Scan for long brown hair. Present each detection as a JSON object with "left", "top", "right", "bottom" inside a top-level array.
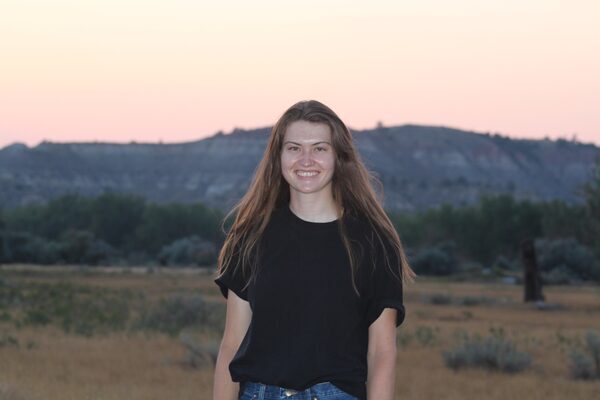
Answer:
[{"left": 215, "top": 100, "right": 416, "bottom": 297}]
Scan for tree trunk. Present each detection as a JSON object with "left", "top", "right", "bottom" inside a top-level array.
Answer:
[{"left": 521, "top": 238, "right": 544, "bottom": 302}]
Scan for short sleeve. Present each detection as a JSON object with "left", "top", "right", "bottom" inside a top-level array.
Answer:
[
  {"left": 214, "top": 259, "right": 250, "bottom": 301},
  {"left": 365, "top": 240, "right": 406, "bottom": 328}
]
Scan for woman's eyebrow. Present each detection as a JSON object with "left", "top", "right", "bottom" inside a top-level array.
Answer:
[{"left": 283, "top": 141, "right": 332, "bottom": 146}]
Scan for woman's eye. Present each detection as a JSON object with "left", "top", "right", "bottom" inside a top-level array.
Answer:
[
  {"left": 288, "top": 146, "right": 300, "bottom": 151},
  {"left": 315, "top": 147, "right": 327, "bottom": 152}
]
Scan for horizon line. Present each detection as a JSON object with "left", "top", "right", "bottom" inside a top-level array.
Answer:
[{"left": 1, "top": 122, "right": 596, "bottom": 150}]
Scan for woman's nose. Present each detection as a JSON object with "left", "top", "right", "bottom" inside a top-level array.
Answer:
[{"left": 299, "top": 150, "right": 314, "bottom": 166}]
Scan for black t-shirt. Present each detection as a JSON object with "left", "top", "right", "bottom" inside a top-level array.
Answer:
[{"left": 214, "top": 205, "right": 405, "bottom": 400}]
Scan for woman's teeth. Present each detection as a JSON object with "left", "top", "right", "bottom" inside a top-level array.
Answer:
[{"left": 296, "top": 171, "right": 319, "bottom": 177}]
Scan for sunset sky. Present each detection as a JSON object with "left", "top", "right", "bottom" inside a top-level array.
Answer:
[{"left": 0, "top": 0, "right": 598, "bottom": 149}]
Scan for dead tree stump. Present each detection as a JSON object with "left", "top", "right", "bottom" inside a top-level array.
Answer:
[{"left": 521, "top": 238, "right": 544, "bottom": 302}]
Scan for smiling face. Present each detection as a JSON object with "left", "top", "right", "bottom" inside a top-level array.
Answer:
[{"left": 280, "top": 120, "right": 336, "bottom": 202}]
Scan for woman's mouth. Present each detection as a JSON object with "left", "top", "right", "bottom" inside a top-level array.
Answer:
[{"left": 295, "top": 170, "right": 319, "bottom": 177}]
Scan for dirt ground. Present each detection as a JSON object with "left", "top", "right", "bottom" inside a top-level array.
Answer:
[{"left": 1, "top": 265, "right": 599, "bottom": 400}]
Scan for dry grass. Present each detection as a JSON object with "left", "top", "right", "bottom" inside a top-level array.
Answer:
[{"left": 1, "top": 266, "right": 599, "bottom": 399}]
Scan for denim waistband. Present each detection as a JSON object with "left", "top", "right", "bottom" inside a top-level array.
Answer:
[{"left": 241, "top": 380, "right": 352, "bottom": 399}]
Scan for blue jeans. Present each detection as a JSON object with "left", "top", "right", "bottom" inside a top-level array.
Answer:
[{"left": 239, "top": 381, "right": 359, "bottom": 400}]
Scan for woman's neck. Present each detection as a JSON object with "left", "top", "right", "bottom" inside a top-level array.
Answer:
[{"left": 288, "top": 193, "right": 341, "bottom": 223}]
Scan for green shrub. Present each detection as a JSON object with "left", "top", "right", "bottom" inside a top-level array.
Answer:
[
  {"left": 426, "top": 294, "right": 499, "bottom": 306},
  {"left": 3, "top": 281, "right": 131, "bottom": 336},
  {"left": 492, "top": 255, "right": 518, "bottom": 271},
  {"left": 458, "top": 296, "right": 497, "bottom": 306},
  {"left": 179, "top": 334, "right": 220, "bottom": 368},
  {"left": 20, "top": 236, "right": 64, "bottom": 264},
  {"left": 0, "top": 228, "right": 118, "bottom": 265},
  {"left": 0, "top": 310, "right": 11, "bottom": 321},
  {"left": 158, "top": 235, "right": 217, "bottom": 267},
  {"left": 58, "top": 229, "right": 118, "bottom": 265},
  {"left": 414, "top": 326, "right": 438, "bottom": 347},
  {"left": 443, "top": 332, "right": 531, "bottom": 373},
  {"left": 428, "top": 293, "right": 452, "bottom": 305},
  {"left": 569, "top": 330, "right": 600, "bottom": 380},
  {"left": 24, "top": 309, "right": 51, "bottom": 326},
  {"left": 411, "top": 244, "right": 458, "bottom": 276},
  {"left": 543, "top": 265, "right": 580, "bottom": 285},
  {"left": 0, "top": 332, "right": 19, "bottom": 348},
  {"left": 536, "top": 238, "right": 600, "bottom": 283},
  {"left": 136, "top": 295, "right": 223, "bottom": 336},
  {"left": 397, "top": 331, "right": 413, "bottom": 348},
  {"left": 0, "top": 231, "right": 41, "bottom": 263},
  {"left": 59, "top": 292, "right": 131, "bottom": 336}
]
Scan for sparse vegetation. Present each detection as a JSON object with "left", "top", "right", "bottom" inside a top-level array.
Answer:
[
  {"left": 568, "top": 330, "right": 600, "bottom": 380},
  {"left": 536, "top": 237, "right": 600, "bottom": 283},
  {"left": 1, "top": 268, "right": 599, "bottom": 400},
  {"left": 0, "top": 280, "right": 132, "bottom": 336},
  {"left": 158, "top": 236, "right": 217, "bottom": 267},
  {"left": 428, "top": 293, "right": 452, "bottom": 305},
  {"left": 411, "top": 243, "right": 458, "bottom": 276},
  {"left": 425, "top": 293, "right": 504, "bottom": 306},
  {"left": 0, "top": 275, "right": 225, "bottom": 337},
  {"left": 135, "top": 295, "right": 223, "bottom": 337},
  {"left": 458, "top": 295, "right": 498, "bottom": 306},
  {"left": 414, "top": 325, "right": 439, "bottom": 347},
  {"left": 0, "top": 331, "right": 19, "bottom": 348},
  {"left": 443, "top": 330, "right": 532, "bottom": 373},
  {"left": 179, "top": 334, "right": 220, "bottom": 369}
]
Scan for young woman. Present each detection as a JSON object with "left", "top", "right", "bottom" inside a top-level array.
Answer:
[{"left": 213, "top": 100, "right": 415, "bottom": 400}]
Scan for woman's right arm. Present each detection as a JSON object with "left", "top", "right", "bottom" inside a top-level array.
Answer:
[{"left": 213, "top": 289, "right": 253, "bottom": 400}]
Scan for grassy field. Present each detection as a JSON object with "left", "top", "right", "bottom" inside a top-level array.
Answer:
[{"left": 1, "top": 264, "right": 599, "bottom": 400}]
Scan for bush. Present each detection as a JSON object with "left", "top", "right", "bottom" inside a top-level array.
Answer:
[
  {"left": 414, "top": 326, "right": 438, "bottom": 346},
  {"left": 58, "top": 229, "right": 119, "bottom": 265},
  {"left": 569, "top": 330, "right": 600, "bottom": 380},
  {"left": 458, "top": 296, "right": 497, "bottom": 306},
  {"left": 459, "top": 262, "right": 484, "bottom": 277},
  {"left": 492, "top": 255, "right": 518, "bottom": 272},
  {"left": 0, "top": 231, "right": 42, "bottom": 263},
  {"left": 0, "top": 332, "right": 19, "bottom": 348},
  {"left": 2, "top": 281, "right": 131, "bottom": 336},
  {"left": 536, "top": 238, "right": 600, "bottom": 283},
  {"left": 426, "top": 294, "right": 500, "bottom": 306},
  {"left": 428, "top": 293, "right": 452, "bottom": 305},
  {"left": 443, "top": 332, "right": 532, "bottom": 373},
  {"left": 122, "top": 250, "right": 154, "bottom": 266},
  {"left": 83, "top": 239, "right": 120, "bottom": 265},
  {"left": 59, "top": 291, "right": 131, "bottom": 336},
  {"left": 136, "top": 295, "right": 223, "bottom": 336},
  {"left": 179, "top": 334, "right": 220, "bottom": 369},
  {"left": 411, "top": 243, "right": 459, "bottom": 276},
  {"left": 543, "top": 265, "right": 580, "bottom": 285},
  {"left": 25, "top": 237, "right": 64, "bottom": 264},
  {"left": 158, "top": 235, "right": 217, "bottom": 267},
  {"left": 0, "top": 229, "right": 118, "bottom": 265}
]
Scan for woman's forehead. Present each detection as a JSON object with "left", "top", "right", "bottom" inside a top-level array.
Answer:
[{"left": 284, "top": 120, "right": 331, "bottom": 142}]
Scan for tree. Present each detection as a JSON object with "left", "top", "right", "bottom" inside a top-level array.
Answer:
[
  {"left": 90, "top": 192, "right": 146, "bottom": 249},
  {"left": 39, "top": 194, "right": 92, "bottom": 239},
  {"left": 132, "top": 202, "right": 222, "bottom": 256},
  {"left": 582, "top": 153, "right": 600, "bottom": 257}
]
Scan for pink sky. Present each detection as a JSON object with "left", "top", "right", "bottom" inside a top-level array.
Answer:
[{"left": 0, "top": 0, "right": 598, "bottom": 149}]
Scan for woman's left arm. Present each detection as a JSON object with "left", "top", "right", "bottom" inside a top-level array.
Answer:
[{"left": 366, "top": 308, "right": 398, "bottom": 400}]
